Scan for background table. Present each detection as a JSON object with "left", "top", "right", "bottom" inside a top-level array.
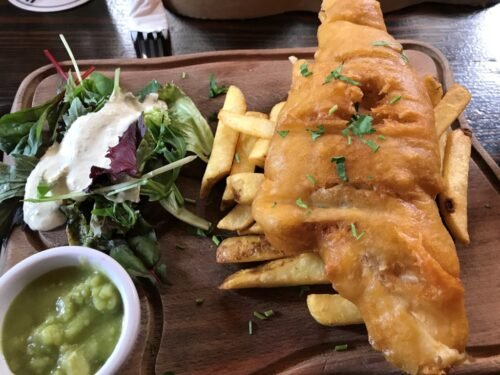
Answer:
[{"left": 0, "top": 0, "right": 498, "bottom": 163}]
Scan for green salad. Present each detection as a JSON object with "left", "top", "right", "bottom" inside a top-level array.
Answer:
[{"left": 0, "top": 37, "right": 214, "bottom": 282}]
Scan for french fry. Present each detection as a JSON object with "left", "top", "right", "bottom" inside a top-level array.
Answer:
[
  {"left": 269, "top": 102, "right": 286, "bottom": 122},
  {"left": 216, "top": 235, "right": 285, "bottom": 263},
  {"left": 439, "top": 129, "right": 472, "bottom": 244},
  {"left": 422, "top": 74, "right": 444, "bottom": 107},
  {"left": 219, "top": 252, "right": 329, "bottom": 289},
  {"left": 200, "top": 86, "right": 246, "bottom": 198},
  {"left": 227, "top": 173, "right": 265, "bottom": 204},
  {"left": 220, "top": 112, "right": 264, "bottom": 209},
  {"left": 218, "top": 110, "right": 276, "bottom": 139},
  {"left": 217, "top": 204, "right": 254, "bottom": 231},
  {"left": 238, "top": 222, "right": 263, "bottom": 235},
  {"left": 438, "top": 130, "right": 448, "bottom": 173},
  {"left": 307, "top": 294, "right": 363, "bottom": 326},
  {"left": 248, "top": 102, "right": 286, "bottom": 167},
  {"left": 248, "top": 139, "right": 270, "bottom": 168},
  {"left": 434, "top": 84, "right": 471, "bottom": 138},
  {"left": 245, "top": 111, "right": 268, "bottom": 119}
]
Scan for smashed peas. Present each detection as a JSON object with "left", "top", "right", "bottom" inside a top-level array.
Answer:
[{"left": 2, "top": 267, "right": 123, "bottom": 375}]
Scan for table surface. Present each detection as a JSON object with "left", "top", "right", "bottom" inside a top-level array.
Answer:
[{"left": 0, "top": 0, "right": 498, "bottom": 163}]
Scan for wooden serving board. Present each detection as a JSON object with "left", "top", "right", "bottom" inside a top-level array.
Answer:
[{"left": 2, "top": 43, "right": 500, "bottom": 375}]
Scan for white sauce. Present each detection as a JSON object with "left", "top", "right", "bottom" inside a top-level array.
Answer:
[{"left": 23, "top": 92, "right": 166, "bottom": 231}]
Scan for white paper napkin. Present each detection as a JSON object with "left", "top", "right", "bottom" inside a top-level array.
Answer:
[{"left": 129, "top": 0, "right": 168, "bottom": 37}]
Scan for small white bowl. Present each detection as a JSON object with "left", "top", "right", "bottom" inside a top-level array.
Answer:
[{"left": 0, "top": 246, "right": 140, "bottom": 375}]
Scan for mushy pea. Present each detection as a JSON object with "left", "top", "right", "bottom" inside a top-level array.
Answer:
[{"left": 2, "top": 266, "right": 123, "bottom": 375}]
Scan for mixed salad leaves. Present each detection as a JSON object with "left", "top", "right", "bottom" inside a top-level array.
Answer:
[{"left": 0, "top": 37, "right": 214, "bottom": 283}]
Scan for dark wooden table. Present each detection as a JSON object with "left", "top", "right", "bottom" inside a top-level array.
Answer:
[{"left": 0, "top": 0, "right": 498, "bottom": 162}]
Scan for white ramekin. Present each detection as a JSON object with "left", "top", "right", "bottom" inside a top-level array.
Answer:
[{"left": 0, "top": 246, "right": 140, "bottom": 375}]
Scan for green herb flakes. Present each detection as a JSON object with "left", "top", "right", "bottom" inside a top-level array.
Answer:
[
  {"left": 277, "top": 130, "right": 290, "bottom": 139},
  {"left": 195, "top": 298, "right": 204, "bottom": 305},
  {"left": 324, "top": 64, "right": 361, "bottom": 86},
  {"left": 234, "top": 153, "right": 241, "bottom": 164},
  {"left": 334, "top": 344, "right": 348, "bottom": 352},
  {"left": 378, "top": 135, "right": 386, "bottom": 140},
  {"left": 254, "top": 311, "right": 267, "bottom": 320},
  {"left": 361, "top": 139, "right": 380, "bottom": 153},
  {"left": 272, "top": 202, "right": 277, "bottom": 208},
  {"left": 264, "top": 310, "right": 275, "bottom": 318},
  {"left": 295, "top": 198, "right": 309, "bottom": 210},
  {"left": 350, "top": 223, "right": 365, "bottom": 241},
  {"left": 212, "top": 235, "right": 221, "bottom": 246},
  {"left": 306, "top": 174, "right": 317, "bottom": 185},
  {"left": 389, "top": 95, "right": 402, "bottom": 104},
  {"left": 347, "top": 135, "right": 352, "bottom": 145},
  {"left": 344, "top": 114, "right": 375, "bottom": 137},
  {"left": 331, "top": 156, "right": 348, "bottom": 182},
  {"left": 209, "top": 74, "right": 228, "bottom": 98},
  {"left": 328, "top": 104, "right": 338, "bottom": 115},
  {"left": 307, "top": 124, "right": 325, "bottom": 141},
  {"left": 400, "top": 51, "right": 409, "bottom": 64},
  {"left": 36, "top": 181, "right": 52, "bottom": 198},
  {"left": 300, "top": 62, "right": 313, "bottom": 77}
]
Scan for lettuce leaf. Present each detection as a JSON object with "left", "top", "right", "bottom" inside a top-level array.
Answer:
[{"left": 158, "top": 84, "right": 213, "bottom": 162}]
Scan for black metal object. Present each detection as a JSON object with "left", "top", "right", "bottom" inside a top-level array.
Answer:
[{"left": 131, "top": 30, "right": 171, "bottom": 58}]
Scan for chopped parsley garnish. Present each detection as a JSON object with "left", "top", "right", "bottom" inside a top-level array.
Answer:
[
  {"left": 306, "top": 174, "right": 317, "bottom": 185},
  {"left": 300, "top": 62, "right": 313, "bottom": 77},
  {"left": 181, "top": 72, "right": 187, "bottom": 79},
  {"left": 299, "top": 285, "right": 310, "bottom": 297},
  {"left": 264, "top": 310, "right": 275, "bottom": 318},
  {"left": 195, "top": 298, "right": 204, "bottom": 305},
  {"left": 389, "top": 95, "right": 402, "bottom": 104},
  {"left": 277, "top": 130, "right": 290, "bottom": 138},
  {"left": 331, "top": 156, "right": 348, "bottom": 182},
  {"left": 342, "top": 114, "right": 375, "bottom": 137},
  {"left": 254, "top": 311, "right": 267, "bottom": 320},
  {"left": 36, "top": 181, "right": 52, "bottom": 198},
  {"left": 350, "top": 223, "right": 365, "bottom": 240},
  {"left": 211, "top": 235, "right": 221, "bottom": 246},
  {"left": 248, "top": 320, "right": 254, "bottom": 335},
  {"left": 367, "top": 175, "right": 374, "bottom": 180},
  {"left": 272, "top": 202, "right": 277, "bottom": 208},
  {"left": 208, "top": 74, "right": 228, "bottom": 98},
  {"left": 378, "top": 135, "right": 386, "bottom": 140},
  {"left": 328, "top": 104, "right": 338, "bottom": 115},
  {"left": 234, "top": 153, "right": 241, "bottom": 164},
  {"left": 324, "top": 64, "right": 361, "bottom": 86},
  {"left": 372, "top": 40, "right": 391, "bottom": 47},
  {"left": 347, "top": 135, "right": 352, "bottom": 145},
  {"left": 361, "top": 139, "right": 380, "bottom": 153},
  {"left": 400, "top": 51, "right": 409, "bottom": 64},
  {"left": 295, "top": 198, "right": 309, "bottom": 210},
  {"left": 372, "top": 40, "right": 402, "bottom": 51},
  {"left": 334, "top": 344, "right": 348, "bottom": 352},
  {"left": 307, "top": 124, "right": 325, "bottom": 141}
]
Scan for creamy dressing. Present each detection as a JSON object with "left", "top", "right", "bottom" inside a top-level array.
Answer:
[{"left": 23, "top": 92, "right": 166, "bottom": 231}]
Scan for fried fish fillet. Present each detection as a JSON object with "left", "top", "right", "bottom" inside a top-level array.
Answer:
[{"left": 252, "top": 0, "right": 468, "bottom": 373}]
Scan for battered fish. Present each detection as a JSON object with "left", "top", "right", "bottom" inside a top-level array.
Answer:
[{"left": 252, "top": 0, "right": 468, "bottom": 373}]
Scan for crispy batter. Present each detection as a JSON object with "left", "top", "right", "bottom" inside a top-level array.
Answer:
[{"left": 252, "top": 0, "right": 467, "bottom": 373}]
